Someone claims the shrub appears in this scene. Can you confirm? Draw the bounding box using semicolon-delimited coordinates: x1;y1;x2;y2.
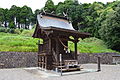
21;29;34;37
6;28;10;33
9;29;15;33
20;29;24;33
14;29;21;34
0;27;6;32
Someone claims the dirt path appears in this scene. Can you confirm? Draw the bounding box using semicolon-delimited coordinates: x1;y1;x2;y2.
0;64;120;80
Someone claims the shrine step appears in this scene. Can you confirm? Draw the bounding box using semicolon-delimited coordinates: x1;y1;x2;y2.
58;67;82;72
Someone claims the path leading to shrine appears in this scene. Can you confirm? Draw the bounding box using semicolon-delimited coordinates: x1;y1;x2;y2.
0;64;120;80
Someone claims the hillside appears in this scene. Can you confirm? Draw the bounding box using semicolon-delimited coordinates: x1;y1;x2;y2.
0;31;118;53
0;32;39;52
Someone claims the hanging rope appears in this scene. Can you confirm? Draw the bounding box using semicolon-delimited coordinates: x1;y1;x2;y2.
58;37;72;53
58;37;68;49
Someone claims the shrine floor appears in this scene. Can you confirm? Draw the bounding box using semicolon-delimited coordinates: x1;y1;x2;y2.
0;64;120;80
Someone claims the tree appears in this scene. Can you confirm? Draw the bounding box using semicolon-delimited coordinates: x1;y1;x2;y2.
99;3;120;51
0;8;4;27
34;9;41;23
9;21;15;29
44;0;55;13
19;5;33;29
55;0;82;30
3;9;9;28
8;5;18;28
79;2;104;37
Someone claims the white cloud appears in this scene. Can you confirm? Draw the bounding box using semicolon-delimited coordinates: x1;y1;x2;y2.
0;0;116;11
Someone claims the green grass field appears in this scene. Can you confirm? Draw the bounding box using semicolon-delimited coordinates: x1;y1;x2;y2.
0;31;118;53
0;32;39;52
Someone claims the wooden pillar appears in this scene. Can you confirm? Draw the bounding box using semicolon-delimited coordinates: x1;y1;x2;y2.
42;56;44;70
38;40;40;67
56;38;59;65
74;38;78;60
74;42;77;60
48;38;52;54
38;40;40;53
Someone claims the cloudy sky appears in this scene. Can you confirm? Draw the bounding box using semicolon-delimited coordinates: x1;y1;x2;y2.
0;0;116;11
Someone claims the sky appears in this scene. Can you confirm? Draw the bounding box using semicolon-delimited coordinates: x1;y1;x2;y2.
0;0;116;11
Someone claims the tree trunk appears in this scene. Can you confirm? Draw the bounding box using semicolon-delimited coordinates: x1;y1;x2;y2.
18;23;20;29
4;21;7;28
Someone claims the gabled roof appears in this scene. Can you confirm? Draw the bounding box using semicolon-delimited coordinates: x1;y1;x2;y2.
33;13;91;39
37;13;74;30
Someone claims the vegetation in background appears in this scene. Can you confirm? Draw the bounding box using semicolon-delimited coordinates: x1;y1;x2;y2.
0;0;120;52
0;5;35;29
0;31;118;53
68;37;117;53
99;2;120;51
43;0;120;52
0;32;39;52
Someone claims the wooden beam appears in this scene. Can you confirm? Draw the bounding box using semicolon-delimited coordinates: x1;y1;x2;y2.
74;38;78;60
51;37;75;42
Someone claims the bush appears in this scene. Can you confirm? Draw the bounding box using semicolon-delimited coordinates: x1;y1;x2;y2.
21;29;34;37
6;28;10;33
0;27;6;32
20;29;24;33
14;29;21;34
9;29;15;33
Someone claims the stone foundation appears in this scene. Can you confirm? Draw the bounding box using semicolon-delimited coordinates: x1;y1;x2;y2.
0;52;118;68
0;52;38;68
78;53;118;64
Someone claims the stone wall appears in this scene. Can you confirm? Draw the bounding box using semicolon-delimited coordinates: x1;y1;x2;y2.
0;52;118;69
78;53;118;64
0;52;38;68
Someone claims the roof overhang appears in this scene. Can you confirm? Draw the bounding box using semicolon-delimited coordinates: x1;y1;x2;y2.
33;25;91;39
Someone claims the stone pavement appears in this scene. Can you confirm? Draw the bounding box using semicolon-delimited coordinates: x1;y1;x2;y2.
0;64;120;80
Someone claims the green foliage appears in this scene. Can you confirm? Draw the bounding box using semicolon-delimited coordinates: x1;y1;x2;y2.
19;5;34;29
44;0;55;13
0;32;117;53
21;29;34;37
9;21;15;29
0;27;23;34
99;3;120;51
55;0;81;30
14;29;22;34
0;8;4;25
0;0;120;52
9;29;15;33
68;37;118;53
0;27;6;32
0;32;39;52
0;5;35;29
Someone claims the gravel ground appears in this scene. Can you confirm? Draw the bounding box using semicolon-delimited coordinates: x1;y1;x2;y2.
0;64;120;80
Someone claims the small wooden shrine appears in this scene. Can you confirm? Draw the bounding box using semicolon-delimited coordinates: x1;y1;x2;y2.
33;12;90;71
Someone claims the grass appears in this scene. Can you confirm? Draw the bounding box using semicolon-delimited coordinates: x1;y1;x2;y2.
0;31;118;53
68;37;118;53
0;32;39;52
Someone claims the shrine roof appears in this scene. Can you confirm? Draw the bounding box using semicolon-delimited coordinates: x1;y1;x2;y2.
37;13;74;30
